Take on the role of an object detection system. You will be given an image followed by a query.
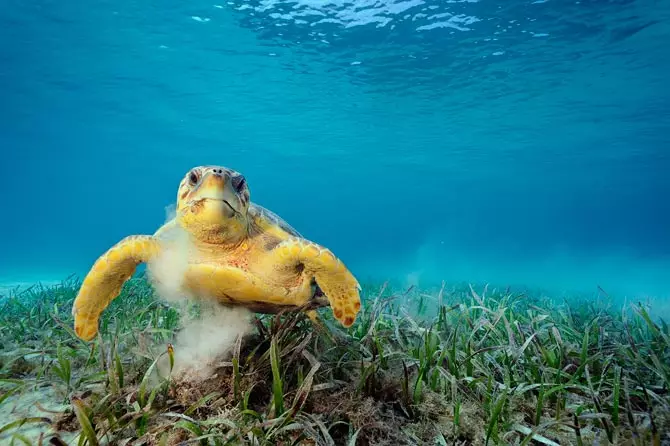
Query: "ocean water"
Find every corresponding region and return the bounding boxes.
[0,0,668,313]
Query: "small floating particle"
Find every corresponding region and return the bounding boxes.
[492,51,504,56]
[351,61,361,65]
[191,16,211,22]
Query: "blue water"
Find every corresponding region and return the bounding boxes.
[1,0,669,308]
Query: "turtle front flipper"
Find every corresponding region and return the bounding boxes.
[72,235,161,341]
[271,238,361,328]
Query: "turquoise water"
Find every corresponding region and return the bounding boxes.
[1,1,668,308]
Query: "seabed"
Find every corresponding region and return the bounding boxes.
[0,275,668,445]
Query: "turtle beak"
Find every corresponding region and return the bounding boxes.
[192,171,243,215]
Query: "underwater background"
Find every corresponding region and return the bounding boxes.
[1,0,668,312]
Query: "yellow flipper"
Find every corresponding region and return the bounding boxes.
[71,235,161,341]
[272,238,361,327]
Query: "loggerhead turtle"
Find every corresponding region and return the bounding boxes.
[71,165,361,341]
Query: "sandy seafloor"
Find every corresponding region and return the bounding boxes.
[0,373,76,444]
[0,279,69,442]
[1,273,668,443]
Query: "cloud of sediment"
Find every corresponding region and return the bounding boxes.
[146,204,254,379]
[145,204,191,304]
[169,302,252,378]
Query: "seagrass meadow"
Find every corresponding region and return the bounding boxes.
[0,276,668,446]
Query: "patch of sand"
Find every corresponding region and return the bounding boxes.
[0,384,75,444]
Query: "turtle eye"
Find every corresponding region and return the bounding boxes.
[232,175,246,193]
[188,171,199,185]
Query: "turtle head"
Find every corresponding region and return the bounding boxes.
[175,165,251,244]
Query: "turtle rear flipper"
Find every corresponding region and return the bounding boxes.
[72,235,161,341]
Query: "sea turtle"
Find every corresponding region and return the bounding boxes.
[71,165,361,341]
